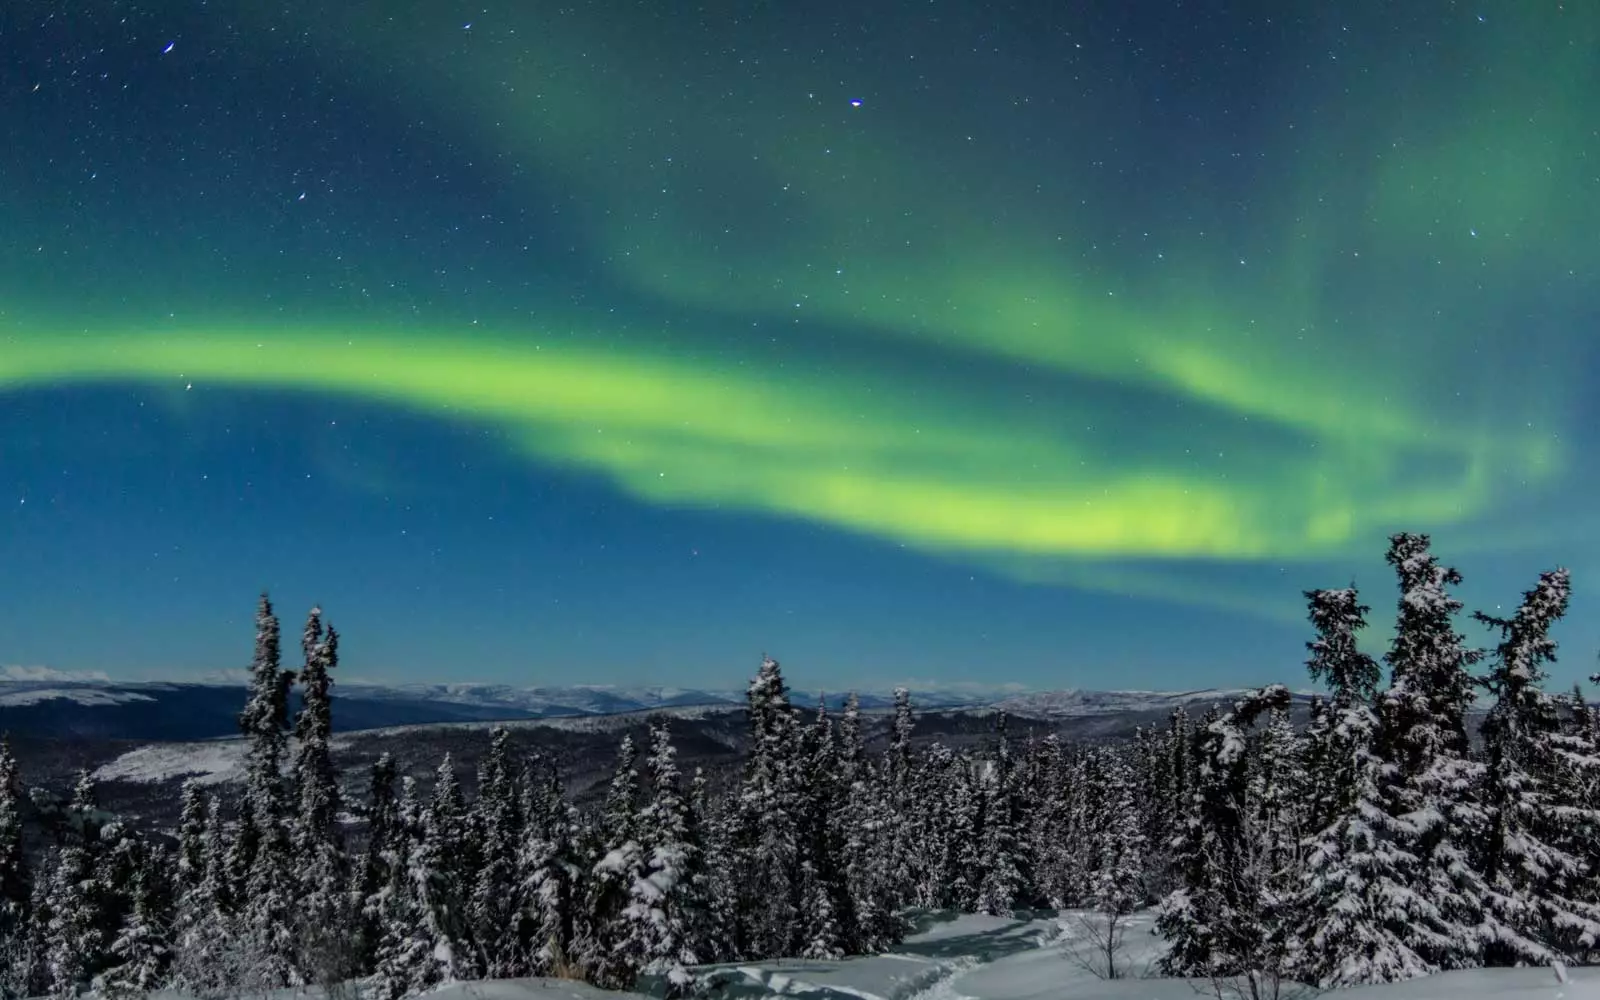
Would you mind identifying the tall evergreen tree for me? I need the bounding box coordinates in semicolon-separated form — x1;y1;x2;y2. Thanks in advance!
0;736;28;974
581;736;647;989
355;753;401;973
43;844;102;998
1378;533;1487;972
1158;685;1290;977
91;854;170;999
620;722;711;994
471;726;525;978
976;718;1023;916
728;657;803;959
1473;568;1600;964
520;763;583;976
1293;586;1438;987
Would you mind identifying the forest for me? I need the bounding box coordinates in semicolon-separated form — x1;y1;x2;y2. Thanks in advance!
1;531;1597;999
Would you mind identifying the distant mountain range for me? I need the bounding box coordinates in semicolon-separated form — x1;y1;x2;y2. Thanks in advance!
0;673;1307;742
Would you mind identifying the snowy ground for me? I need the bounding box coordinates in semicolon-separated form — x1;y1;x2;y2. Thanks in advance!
130;909;1600;1000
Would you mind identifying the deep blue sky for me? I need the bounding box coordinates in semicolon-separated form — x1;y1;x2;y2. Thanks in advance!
2;2;1597;693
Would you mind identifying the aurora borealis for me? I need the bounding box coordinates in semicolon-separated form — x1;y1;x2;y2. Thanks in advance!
2;2;1597;689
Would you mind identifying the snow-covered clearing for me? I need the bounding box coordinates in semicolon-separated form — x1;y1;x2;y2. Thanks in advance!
120;910;1600;1000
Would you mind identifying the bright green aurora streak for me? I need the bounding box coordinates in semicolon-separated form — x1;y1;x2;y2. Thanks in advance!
2;2;1594;617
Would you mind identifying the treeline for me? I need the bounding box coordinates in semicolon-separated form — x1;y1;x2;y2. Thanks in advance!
1;531;1598;998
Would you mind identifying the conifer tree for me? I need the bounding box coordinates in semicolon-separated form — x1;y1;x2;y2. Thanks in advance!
581;735;647;989
417;754;474;981
729;657;802;959
290;607;347;965
355;753;400;972
1091;749;1146;920
173;793;238;996
174;780;207;903
0;736;28;974
1158;685;1290;977
520;763;583;976
1293;587;1436;987
91;855;170;999
372;775;447;1000
976;718;1023;916
1473;568;1600;963
44;844;102;998
620;722;710;994
471;726;525;978
1377;533;1487;972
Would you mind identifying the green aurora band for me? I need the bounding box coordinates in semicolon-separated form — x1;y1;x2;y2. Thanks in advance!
2;2;1594;613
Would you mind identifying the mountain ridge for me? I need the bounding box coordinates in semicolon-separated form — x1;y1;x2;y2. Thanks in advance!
0;675;1304;741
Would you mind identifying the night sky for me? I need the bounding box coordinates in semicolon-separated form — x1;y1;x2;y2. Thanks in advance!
2;2;1597;692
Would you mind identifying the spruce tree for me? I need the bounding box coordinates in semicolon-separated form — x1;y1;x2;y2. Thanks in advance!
1293;586;1436;987
1377;533;1487;972
0;736;28;976
976;719;1023;916
581;735;647;989
1092;749;1146;920
471;726;525;978
372;775;447;999
620;722;709;994
729;656;803;959
1474;568;1600;963
1157;685;1290;977
355;753;400;973
290;607;348;975
44;844;102;998
91;855;170;999
417;755;473;980
520;763;582;976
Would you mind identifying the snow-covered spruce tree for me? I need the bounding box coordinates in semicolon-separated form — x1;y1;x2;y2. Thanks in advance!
354;753;400;974
976;717;1024;916
618;722;712;995
686;765;734;964
231;593;303;987
172;792;239;997
1292;585;1436;987
581;734;648;989
904;743;951;909
1473;568;1600;964
371;774;446;1000
0;735;28;981
1157;685;1290;978
91;852;170;999
796;698;848;959
727;656;803;959
880;686;917;911
290;608;353;983
232;594;288;890
1377;533;1488;971
44;842;103;998
471;726;526;978
1248;703;1304;898
1026;733;1074;908
520;760;584;976
835;692;900;953
1092;748;1146;919
417;754;475;981
174;780;207;902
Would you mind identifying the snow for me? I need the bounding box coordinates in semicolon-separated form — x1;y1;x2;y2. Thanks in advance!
92;734;355;786
0;686;156;707
85;907;1600;1000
